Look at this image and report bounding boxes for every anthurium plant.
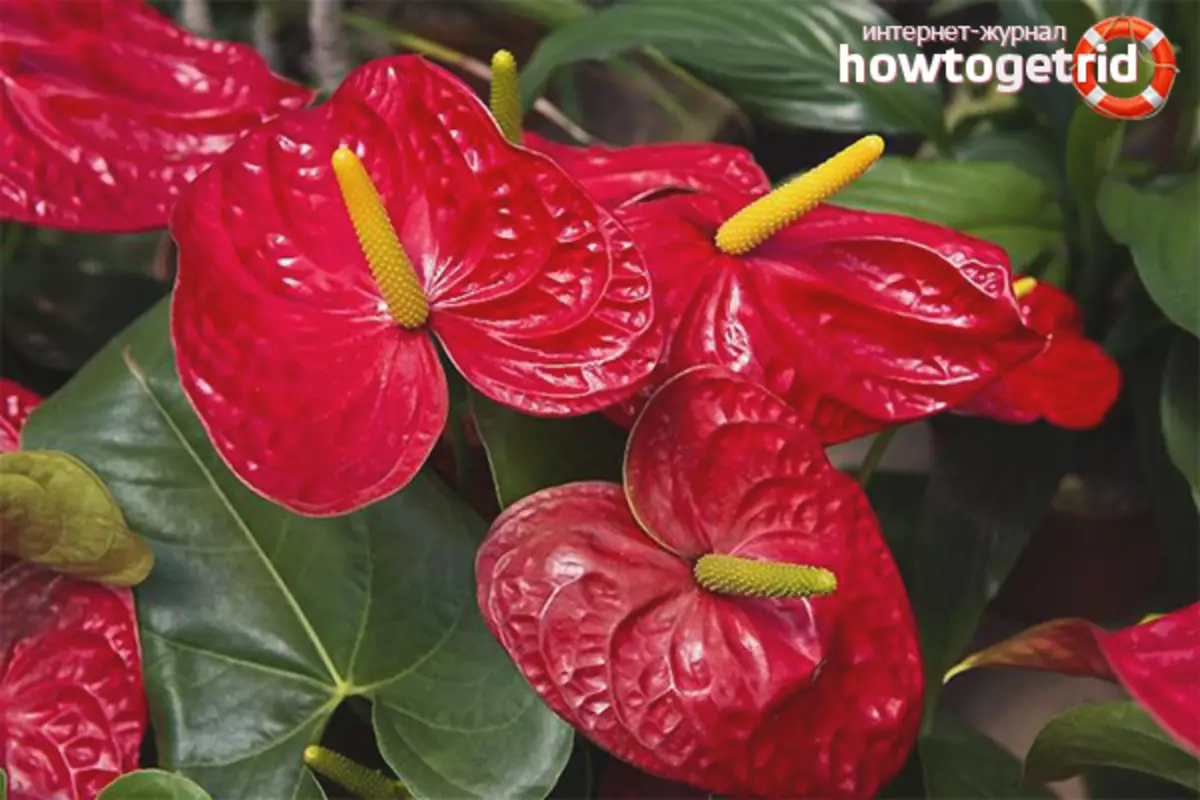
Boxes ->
[0,0,1196,799]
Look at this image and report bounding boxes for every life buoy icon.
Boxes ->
[1073,15,1178,121]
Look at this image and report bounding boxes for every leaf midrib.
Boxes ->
[123,347,345,690]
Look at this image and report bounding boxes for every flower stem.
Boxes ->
[857,427,900,488]
[303,746,407,799]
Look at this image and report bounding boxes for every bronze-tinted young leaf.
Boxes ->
[0,450,153,586]
[1023,702,1200,791]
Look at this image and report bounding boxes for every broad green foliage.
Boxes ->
[921,716,1054,798]
[1099,174,1200,337]
[23,302,571,800]
[519,0,945,139]
[1024,702,1200,791]
[471,393,624,508]
[98,771,213,800]
[834,157,1065,275]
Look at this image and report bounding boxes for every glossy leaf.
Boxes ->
[944,604,1200,753]
[834,157,1065,273]
[22,301,572,800]
[519,0,945,138]
[0,0,313,231]
[169,55,658,516]
[1099,174,1200,336]
[478,368,922,798]
[1162,334,1199,499]
[2,228,168,372]
[1023,702,1200,791]
[920,716,1054,799]
[907,418,1075,719]
[616,192,1045,443]
[0,560,146,800]
[0,450,153,585]
[97,770,212,800]
[471,393,625,508]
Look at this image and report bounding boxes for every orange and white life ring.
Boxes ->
[1073,16,1177,121]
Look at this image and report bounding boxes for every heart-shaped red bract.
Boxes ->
[0,561,146,800]
[0,0,312,231]
[612,191,1047,441]
[959,282,1120,429]
[170,55,660,516]
[0,379,41,453]
[524,133,771,209]
[953,605,1200,754]
[476,367,923,798]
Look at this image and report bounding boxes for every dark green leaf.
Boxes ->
[908,419,1075,720]
[1065,107,1124,224]
[1098,174,1200,336]
[955,130,1060,188]
[922,715,1055,798]
[863,471,927,592]
[1162,333,1199,499]
[471,393,625,508]
[520,0,946,139]
[1,228,168,373]
[97,770,213,800]
[834,157,1065,273]
[1024,701,1200,792]
[23,301,571,800]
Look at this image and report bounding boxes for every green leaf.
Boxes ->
[1099,173,1200,336]
[1065,107,1124,223]
[1,227,169,373]
[955,130,1060,189]
[921,715,1055,798]
[1023,701,1200,791]
[471,393,624,509]
[23,301,571,800]
[907,418,1075,721]
[0,450,154,585]
[834,157,1065,274]
[1162,333,1199,499]
[98,770,213,800]
[519,0,945,139]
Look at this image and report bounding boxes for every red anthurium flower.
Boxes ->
[485,50,771,210]
[171,55,660,516]
[947,603,1200,753]
[1,0,312,231]
[0,379,41,453]
[477,367,923,798]
[0,561,146,800]
[609,136,1047,440]
[0,386,146,800]
[959,278,1121,429]
[523,132,771,210]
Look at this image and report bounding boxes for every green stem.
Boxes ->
[857,427,900,488]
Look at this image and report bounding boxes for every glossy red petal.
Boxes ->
[617,194,1045,442]
[437,218,661,416]
[1104,605,1200,753]
[961,284,1120,428]
[1,560,145,800]
[0,0,312,232]
[524,133,771,209]
[477,368,922,798]
[948,605,1199,753]
[0,379,41,453]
